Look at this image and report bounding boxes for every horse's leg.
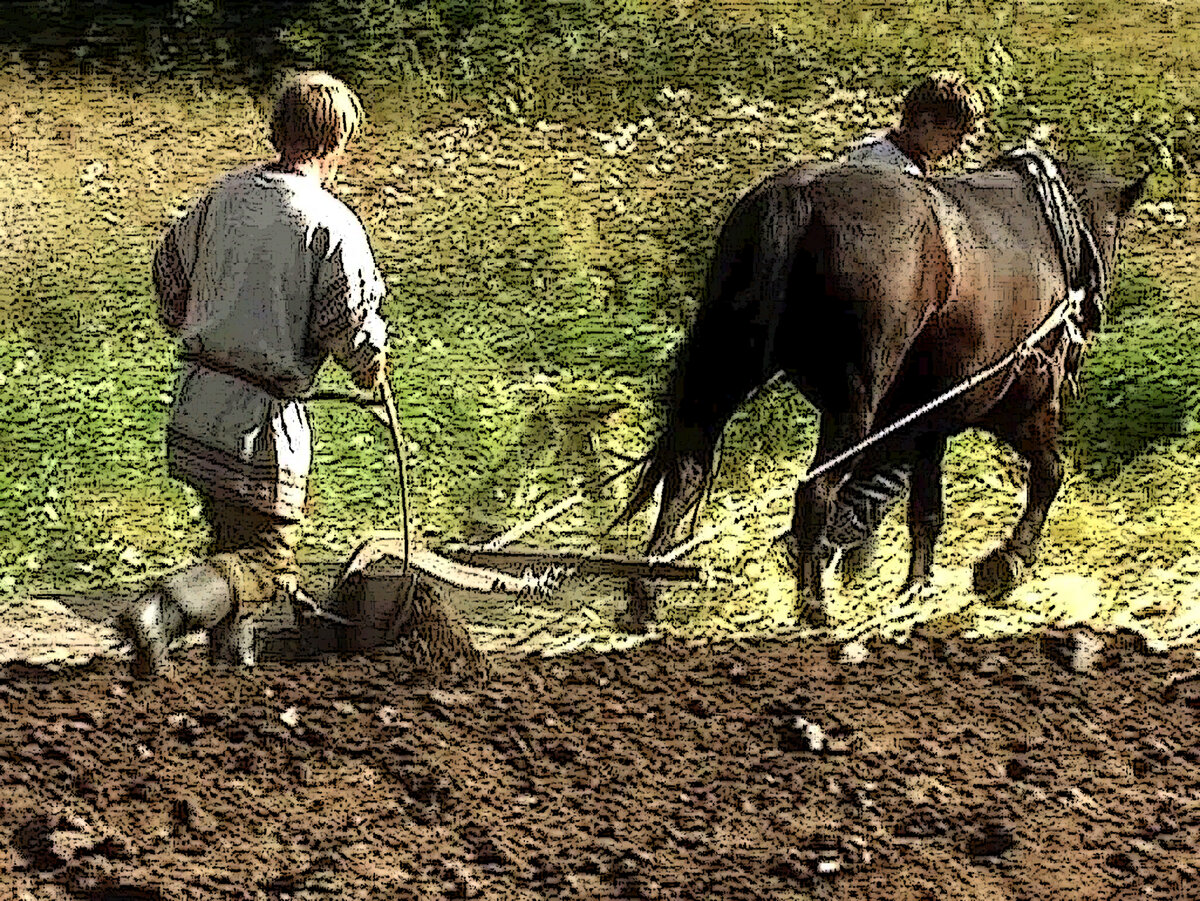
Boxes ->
[903,434,948,592]
[782,481,833,625]
[973,408,1063,598]
[784,411,859,626]
[622,446,709,631]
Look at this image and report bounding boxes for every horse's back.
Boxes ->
[922,167,1068,369]
[934,169,1061,281]
[775,162,1070,417]
[752,163,940,240]
[724,164,954,412]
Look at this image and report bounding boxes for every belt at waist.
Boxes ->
[180,352,296,400]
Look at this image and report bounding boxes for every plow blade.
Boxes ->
[251,542,531,664]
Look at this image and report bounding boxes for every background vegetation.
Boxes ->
[2,0,1199,649]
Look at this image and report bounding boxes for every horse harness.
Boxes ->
[1000,148,1107,388]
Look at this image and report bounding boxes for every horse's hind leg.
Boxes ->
[973,409,1063,598]
[622,450,709,631]
[784,472,838,625]
[903,434,948,592]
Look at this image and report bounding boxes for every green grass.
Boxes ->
[1065,264,1200,479]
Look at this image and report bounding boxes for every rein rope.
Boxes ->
[379,378,411,577]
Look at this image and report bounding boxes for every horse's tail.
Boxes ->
[611,179,815,531]
[610,429,675,530]
[608,352,719,533]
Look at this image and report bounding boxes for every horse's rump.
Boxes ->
[817,155,1103,441]
[778,167,957,417]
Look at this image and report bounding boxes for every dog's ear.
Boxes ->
[1120,172,1149,216]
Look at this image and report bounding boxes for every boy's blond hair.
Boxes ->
[270,71,363,160]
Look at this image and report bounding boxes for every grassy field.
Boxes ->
[2,0,1199,649]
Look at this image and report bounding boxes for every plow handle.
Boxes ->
[379,378,411,577]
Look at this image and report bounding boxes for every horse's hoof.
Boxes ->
[616,609,653,635]
[972,549,1026,600]
[899,577,932,599]
[795,596,831,629]
[619,578,657,634]
[800,606,831,629]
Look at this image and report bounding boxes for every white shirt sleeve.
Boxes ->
[308,212,389,385]
[844,135,923,177]
[154,192,213,330]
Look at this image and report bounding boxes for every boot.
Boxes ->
[209,585,304,667]
[118,563,233,677]
[117,589,184,678]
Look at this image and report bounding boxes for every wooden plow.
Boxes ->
[251,388,705,664]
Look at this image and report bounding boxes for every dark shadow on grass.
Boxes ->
[1063,264,1199,480]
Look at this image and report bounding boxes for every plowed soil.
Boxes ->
[2,624,1198,900]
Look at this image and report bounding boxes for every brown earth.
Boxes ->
[1,622,1199,900]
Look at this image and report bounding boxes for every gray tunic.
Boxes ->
[156,164,388,520]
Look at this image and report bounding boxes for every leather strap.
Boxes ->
[180,352,290,399]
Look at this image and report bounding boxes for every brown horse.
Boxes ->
[617,150,1146,626]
